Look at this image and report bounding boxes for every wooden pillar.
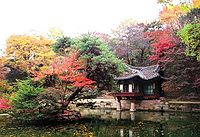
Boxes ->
[130,100,136,112]
[116,97,121,111]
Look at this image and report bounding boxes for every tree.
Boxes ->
[162,43,200,96]
[145,29,178,65]
[0,59,11,95]
[146,28,200,96]
[75,35,125,90]
[54,35,125,91]
[112,19,151,66]
[158,0,199,28]
[88,32,113,46]
[159,4,190,28]
[178,23,200,61]
[178,8,200,26]
[32,51,95,113]
[4,35,55,73]
[9,80,44,120]
[53,37,74,55]
[147,0,200,98]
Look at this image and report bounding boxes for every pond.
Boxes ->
[0,109,200,137]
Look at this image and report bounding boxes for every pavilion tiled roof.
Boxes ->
[115,64,160,80]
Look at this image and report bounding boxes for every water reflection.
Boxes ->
[79,108,170,122]
[78,109,200,137]
[0,110,200,137]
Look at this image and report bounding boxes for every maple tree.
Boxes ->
[145,29,178,65]
[146,25,200,96]
[4,35,55,73]
[32,51,95,112]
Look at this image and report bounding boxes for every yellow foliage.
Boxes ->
[159,0,199,25]
[4,35,55,72]
[192,0,200,8]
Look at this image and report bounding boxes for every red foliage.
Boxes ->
[33,51,95,89]
[145,29,178,65]
[146,29,200,95]
[0,98,11,109]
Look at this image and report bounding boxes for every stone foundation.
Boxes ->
[72,98,200,112]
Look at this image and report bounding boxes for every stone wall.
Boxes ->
[72,98,200,112]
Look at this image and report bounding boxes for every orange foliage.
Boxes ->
[159,5,186,24]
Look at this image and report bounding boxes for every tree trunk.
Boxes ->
[61,87,84,113]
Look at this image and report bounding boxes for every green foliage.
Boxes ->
[53,37,74,54]
[75,35,125,72]
[9,79,44,121]
[53,35,125,91]
[74,35,125,90]
[178,23,200,60]
[10,80,43,109]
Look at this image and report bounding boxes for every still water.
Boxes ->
[0,109,200,137]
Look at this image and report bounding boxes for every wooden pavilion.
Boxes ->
[113,65,163,111]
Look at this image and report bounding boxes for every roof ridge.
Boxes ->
[115,64,160,80]
[136,69,147,79]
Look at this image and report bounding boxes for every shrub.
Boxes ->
[36,87,62,115]
[9,79,44,121]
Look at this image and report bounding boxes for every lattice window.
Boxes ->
[123,84,129,92]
